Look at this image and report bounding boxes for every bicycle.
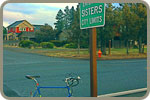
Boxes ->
[25,75,81,97]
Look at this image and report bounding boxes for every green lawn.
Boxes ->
[109,48,147,55]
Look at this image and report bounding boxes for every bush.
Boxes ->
[133,45,138,49]
[50,40,67,47]
[80,43,89,48]
[40,42,54,48]
[64,43,77,48]
[32,42,39,47]
[19,40,37,48]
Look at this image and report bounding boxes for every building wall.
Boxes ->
[8,28,15,33]
[16,21,34,32]
[7,20,34,34]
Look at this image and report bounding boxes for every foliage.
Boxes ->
[53,3,147,55]
[54,9,64,31]
[40,42,54,48]
[3,26,7,39]
[3,26,7,35]
[133,45,138,49]
[119,3,147,53]
[80,42,89,48]
[19,40,38,48]
[54,6,75,40]
[54,9,64,40]
[35,24,55,43]
[50,40,67,47]
[70,5,81,42]
[97,4,117,55]
[64,6,75,29]
[64,43,77,48]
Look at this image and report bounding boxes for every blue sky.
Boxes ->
[3,3,78,28]
[3,3,120,28]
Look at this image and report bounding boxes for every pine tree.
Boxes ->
[54,9,64,40]
[63,6,75,29]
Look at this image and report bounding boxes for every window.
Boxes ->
[23,28,26,31]
[19,28,23,31]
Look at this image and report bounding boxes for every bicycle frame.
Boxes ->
[25,75,80,97]
[33,85,72,97]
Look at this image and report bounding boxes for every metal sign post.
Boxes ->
[80,3,105,97]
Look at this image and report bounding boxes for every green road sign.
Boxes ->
[80,3,105,29]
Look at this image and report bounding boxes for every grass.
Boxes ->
[109,48,147,55]
[4,45,147,60]
[34,47,147,60]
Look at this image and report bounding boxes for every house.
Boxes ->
[33,25,43,31]
[59,30,72,41]
[6,20,43,41]
[59,31,68,41]
[6,20,34,40]
[18,25,43,41]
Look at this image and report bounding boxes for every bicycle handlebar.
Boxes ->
[25,75,40,79]
[65,76,81,87]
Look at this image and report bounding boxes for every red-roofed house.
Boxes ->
[6,20,35,40]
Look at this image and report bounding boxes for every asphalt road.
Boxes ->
[3,48,147,97]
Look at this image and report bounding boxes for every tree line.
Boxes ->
[3,3,147,55]
[53,3,147,54]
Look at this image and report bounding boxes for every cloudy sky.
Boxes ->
[3,3,78,28]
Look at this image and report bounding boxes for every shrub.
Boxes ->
[50,40,67,47]
[40,42,54,48]
[133,45,138,49]
[64,43,77,48]
[32,42,39,47]
[80,43,89,48]
[19,40,37,48]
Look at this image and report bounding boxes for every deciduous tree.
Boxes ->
[35,24,55,43]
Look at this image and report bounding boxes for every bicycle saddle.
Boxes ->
[25,75,40,79]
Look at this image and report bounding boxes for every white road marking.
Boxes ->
[98,88,147,97]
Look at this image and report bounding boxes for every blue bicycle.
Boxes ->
[25,75,81,97]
